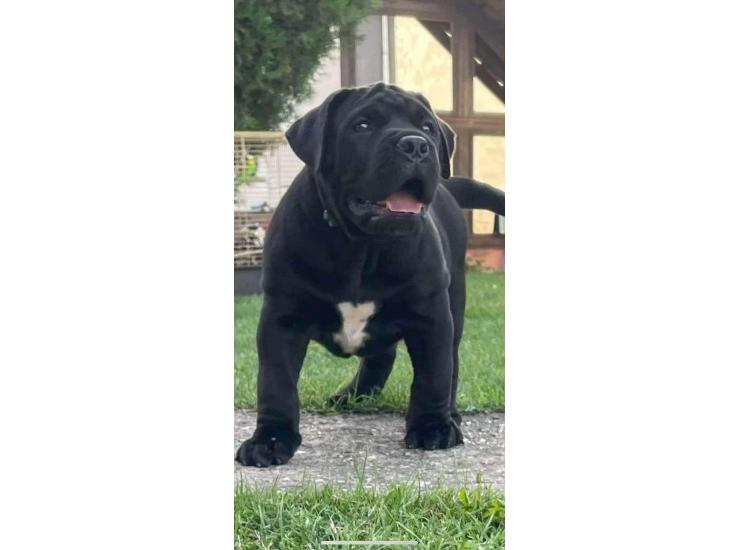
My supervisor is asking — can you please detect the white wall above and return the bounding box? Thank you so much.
[282,39,342,129]
[271,40,343,194]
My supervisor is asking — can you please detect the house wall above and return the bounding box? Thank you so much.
[287,40,343,124]
[265,40,343,203]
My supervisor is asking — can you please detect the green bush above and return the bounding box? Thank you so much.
[235,0,377,130]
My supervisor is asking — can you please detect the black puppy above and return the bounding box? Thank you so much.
[236,83,504,467]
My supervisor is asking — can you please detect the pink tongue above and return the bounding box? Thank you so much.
[384,191,422,213]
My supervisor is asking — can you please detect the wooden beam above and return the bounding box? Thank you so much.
[374,0,453,21]
[420,20,504,104]
[476,34,504,84]
[452,14,474,118]
[452,126,471,178]
[419,20,451,53]
[475,64,505,104]
[421,19,503,85]
[468,234,505,249]
[456,0,504,60]
[234,131,284,140]
[439,115,504,134]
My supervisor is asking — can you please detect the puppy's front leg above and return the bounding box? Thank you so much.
[403,292,463,450]
[235,295,309,467]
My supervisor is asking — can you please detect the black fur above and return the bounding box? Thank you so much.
[236,83,504,467]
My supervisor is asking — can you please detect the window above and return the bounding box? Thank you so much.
[473,33,505,114]
[474,77,504,114]
[343,3,505,245]
[472,135,505,234]
[392,17,453,112]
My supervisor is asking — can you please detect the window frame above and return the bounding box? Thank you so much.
[340,0,505,248]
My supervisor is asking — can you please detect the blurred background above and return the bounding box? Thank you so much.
[235,0,505,293]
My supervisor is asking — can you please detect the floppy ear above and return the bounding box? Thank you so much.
[285,89,352,176]
[436,118,456,179]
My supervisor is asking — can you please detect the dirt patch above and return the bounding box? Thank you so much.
[234,410,504,491]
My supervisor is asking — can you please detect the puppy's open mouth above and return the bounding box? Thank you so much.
[354,192,422,214]
[351,179,426,215]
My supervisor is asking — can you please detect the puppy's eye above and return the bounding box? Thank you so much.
[421,122,433,133]
[354,119,371,132]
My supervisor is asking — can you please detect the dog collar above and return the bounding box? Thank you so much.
[322,209,339,227]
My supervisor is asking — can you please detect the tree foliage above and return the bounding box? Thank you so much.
[235,0,376,130]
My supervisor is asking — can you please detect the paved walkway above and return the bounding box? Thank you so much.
[234,410,504,491]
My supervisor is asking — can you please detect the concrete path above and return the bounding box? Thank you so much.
[234,410,504,492]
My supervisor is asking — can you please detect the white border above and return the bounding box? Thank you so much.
[507,1,740,548]
[0,1,234,548]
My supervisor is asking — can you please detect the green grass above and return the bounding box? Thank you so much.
[234,273,505,547]
[235,481,505,549]
[235,271,504,412]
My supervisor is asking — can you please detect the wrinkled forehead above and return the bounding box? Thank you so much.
[334,86,432,126]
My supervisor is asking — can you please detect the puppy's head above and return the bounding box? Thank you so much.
[286,82,455,238]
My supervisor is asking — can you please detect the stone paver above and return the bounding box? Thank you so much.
[235,410,504,491]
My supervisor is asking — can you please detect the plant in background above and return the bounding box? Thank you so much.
[235,0,377,130]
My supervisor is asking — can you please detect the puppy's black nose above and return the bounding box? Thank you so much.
[397,135,430,162]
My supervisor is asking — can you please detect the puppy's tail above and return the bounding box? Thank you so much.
[442,176,505,216]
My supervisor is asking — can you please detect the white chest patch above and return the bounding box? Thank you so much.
[333,301,376,354]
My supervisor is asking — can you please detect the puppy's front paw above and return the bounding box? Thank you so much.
[235,429,301,467]
[405,418,463,450]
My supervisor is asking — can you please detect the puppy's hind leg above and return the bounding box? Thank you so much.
[449,269,466,427]
[326,344,397,407]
